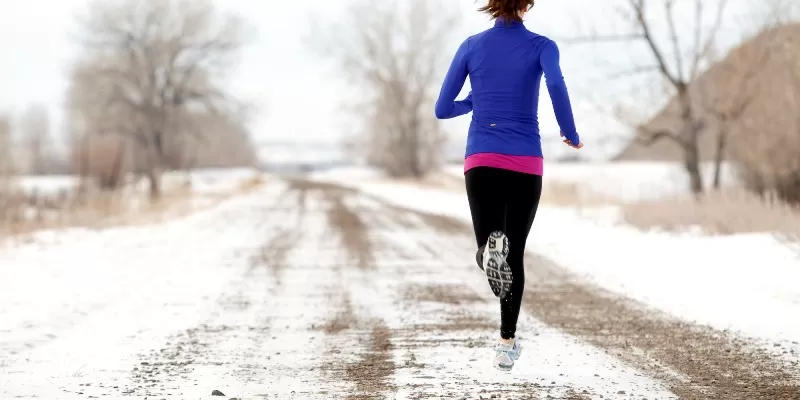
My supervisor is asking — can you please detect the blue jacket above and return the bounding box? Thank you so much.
[435,19,580,158]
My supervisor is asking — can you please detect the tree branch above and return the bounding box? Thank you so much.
[635,127,686,146]
[690,0,729,79]
[631,0,683,89]
[555,33,645,45]
[664,0,686,83]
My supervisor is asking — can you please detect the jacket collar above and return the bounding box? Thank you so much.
[494,18,525,28]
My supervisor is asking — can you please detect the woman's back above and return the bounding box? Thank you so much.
[435,17,580,158]
[466,20,551,125]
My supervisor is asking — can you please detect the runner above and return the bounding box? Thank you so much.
[434,0,583,371]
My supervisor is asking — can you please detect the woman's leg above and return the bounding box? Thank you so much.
[465,167,506,249]
[466,166,542,338]
[499,173,542,340]
[466,167,514,297]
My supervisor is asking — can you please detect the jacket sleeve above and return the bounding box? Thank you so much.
[435,39,472,119]
[541,40,580,145]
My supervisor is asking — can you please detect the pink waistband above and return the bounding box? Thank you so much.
[464,153,543,176]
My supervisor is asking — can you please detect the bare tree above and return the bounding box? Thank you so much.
[760,0,799,25]
[698,0,799,189]
[726,24,800,204]
[313,0,458,178]
[176,110,258,169]
[568,0,732,194]
[69,0,248,199]
[0,114,14,200]
[701,44,766,189]
[18,104,52,176]
[0,114,13,177]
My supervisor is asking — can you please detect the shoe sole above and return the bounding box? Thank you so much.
[483,231,511,299]
[495,363,513,371]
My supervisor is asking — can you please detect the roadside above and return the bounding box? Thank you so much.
[0,169,265,244]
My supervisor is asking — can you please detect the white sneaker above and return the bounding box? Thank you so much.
[482,231,512,298]
[494,337,522,371]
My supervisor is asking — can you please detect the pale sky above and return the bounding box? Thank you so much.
[0,0,763,158]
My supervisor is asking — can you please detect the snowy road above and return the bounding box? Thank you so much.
[1,178,799,399]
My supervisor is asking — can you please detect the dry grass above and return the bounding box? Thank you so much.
[394,171,465,191]
[400,169,800,240]
[622,189,800,240]
[0,175,266,240]
[238,174,265,192]
[539,181,619,207]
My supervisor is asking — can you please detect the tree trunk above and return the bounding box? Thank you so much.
[146,165,162,201]
[678,89,704,195]
[685,143,704,195]
[712,127,728,190]
[145,146,162,201]
[407,121,422,178]
[109,138,127,190]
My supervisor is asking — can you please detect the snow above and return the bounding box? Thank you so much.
[14,175,77,196]
[0,172,678,399]
[2,162,798,399]
[530,210,800,343]
[0,183,285,398]
[309,165,386,182]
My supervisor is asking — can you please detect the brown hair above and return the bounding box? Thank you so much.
[478,0,534,23]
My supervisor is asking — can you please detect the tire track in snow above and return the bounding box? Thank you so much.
[342,323,396,400]
[328,189,544,399]
[249,190,305,284]
[307,184,397,399]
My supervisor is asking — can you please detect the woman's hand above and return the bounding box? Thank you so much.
[561,133,583,149]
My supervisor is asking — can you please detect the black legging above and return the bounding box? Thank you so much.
[465,166,542,339]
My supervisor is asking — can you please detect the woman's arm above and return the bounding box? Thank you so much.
[540,40,580,146]
[453,91,473,113]
[435,39,472,119]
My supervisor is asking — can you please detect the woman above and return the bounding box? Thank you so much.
[434,0,583,371]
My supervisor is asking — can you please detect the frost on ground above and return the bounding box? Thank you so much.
[1,174,799,399]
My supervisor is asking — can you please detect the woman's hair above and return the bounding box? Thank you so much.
[478,0,533,22]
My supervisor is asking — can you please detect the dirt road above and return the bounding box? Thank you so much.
[2,178,798,399]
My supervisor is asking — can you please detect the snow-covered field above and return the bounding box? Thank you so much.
[13,168,262,197]
[2,162,799,399]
